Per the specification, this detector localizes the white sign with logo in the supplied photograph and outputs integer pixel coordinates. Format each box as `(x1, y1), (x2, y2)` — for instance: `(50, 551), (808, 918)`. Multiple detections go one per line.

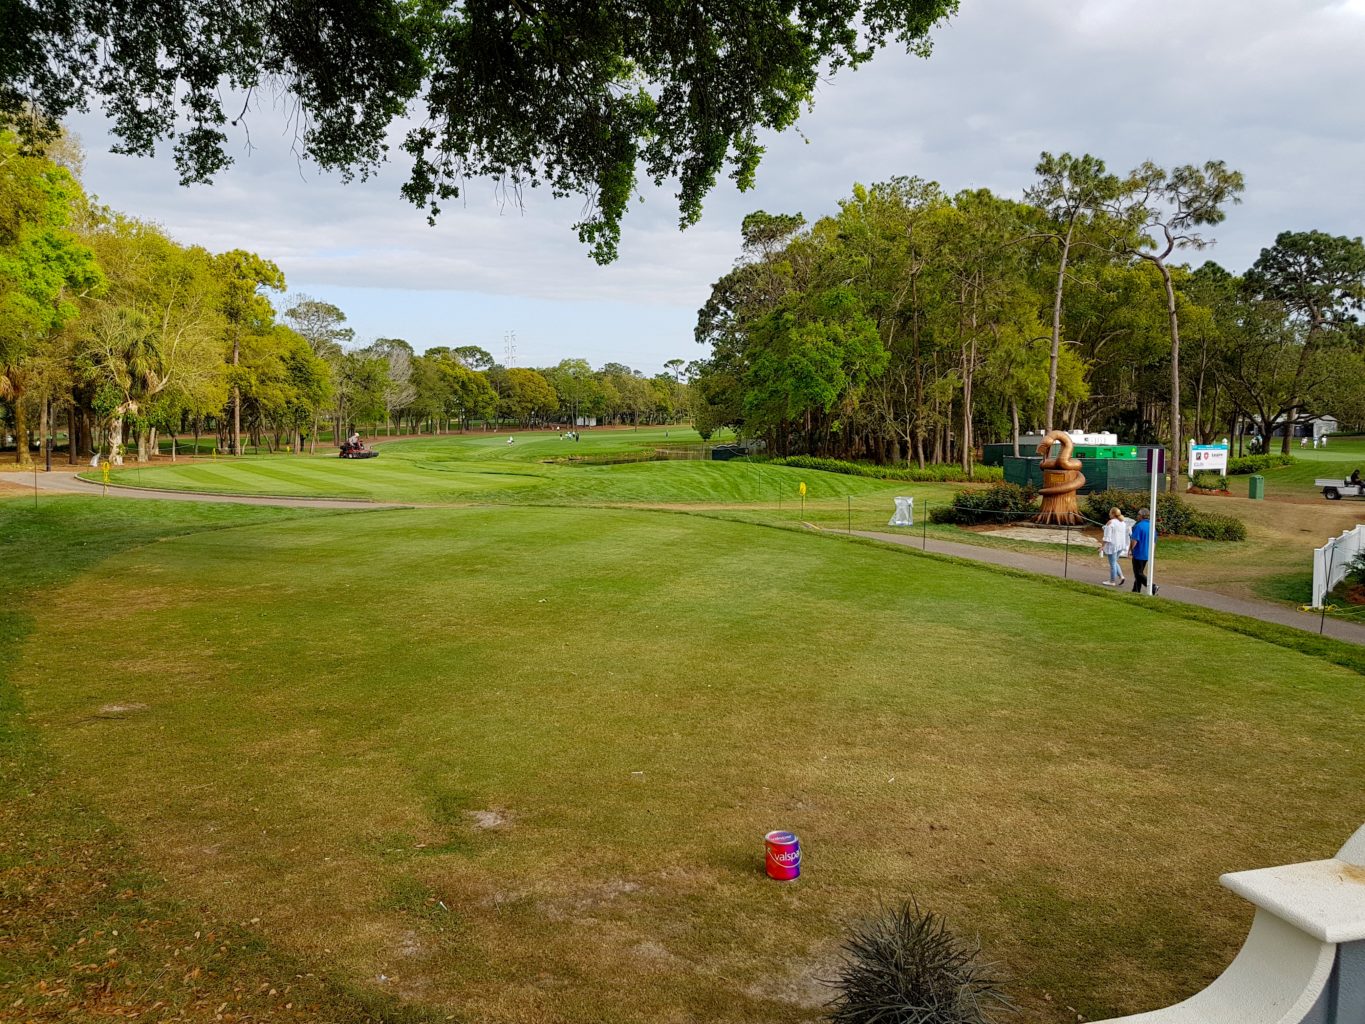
(1188, 442), (1230, 475)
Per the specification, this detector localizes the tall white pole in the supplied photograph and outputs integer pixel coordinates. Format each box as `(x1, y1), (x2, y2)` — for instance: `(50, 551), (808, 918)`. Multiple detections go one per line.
(1146, 448), (1161, 596)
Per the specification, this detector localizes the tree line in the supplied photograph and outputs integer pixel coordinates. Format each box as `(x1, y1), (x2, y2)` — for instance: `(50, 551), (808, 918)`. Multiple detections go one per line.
(690, 154), (1365, 482)
(0, 129), (691, 465)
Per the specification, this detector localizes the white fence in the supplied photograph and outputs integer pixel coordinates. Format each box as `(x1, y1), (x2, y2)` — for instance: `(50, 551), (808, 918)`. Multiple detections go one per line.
(1311, 524), (1365, 607)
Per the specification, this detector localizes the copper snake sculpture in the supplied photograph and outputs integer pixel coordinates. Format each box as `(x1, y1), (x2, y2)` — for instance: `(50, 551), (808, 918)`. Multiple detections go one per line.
(1036, 429), (1085, 520)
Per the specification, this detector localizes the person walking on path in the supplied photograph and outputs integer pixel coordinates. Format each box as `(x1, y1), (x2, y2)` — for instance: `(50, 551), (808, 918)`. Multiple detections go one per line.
(1100, 506), (1129, 587)
(1129, 508), (1157, 595)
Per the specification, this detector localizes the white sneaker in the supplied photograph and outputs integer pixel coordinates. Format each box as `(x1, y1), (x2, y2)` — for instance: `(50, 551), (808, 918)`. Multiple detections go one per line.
(1101, 579), (1116, 586)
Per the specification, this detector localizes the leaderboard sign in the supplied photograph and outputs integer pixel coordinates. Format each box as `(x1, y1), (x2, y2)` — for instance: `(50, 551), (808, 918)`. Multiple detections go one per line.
(1188, 442), (1230, 475)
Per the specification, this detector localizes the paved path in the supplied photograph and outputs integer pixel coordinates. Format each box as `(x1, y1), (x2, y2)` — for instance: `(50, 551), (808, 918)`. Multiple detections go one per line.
(18, 468), (407, 510)
(854, 529), (1365, 647)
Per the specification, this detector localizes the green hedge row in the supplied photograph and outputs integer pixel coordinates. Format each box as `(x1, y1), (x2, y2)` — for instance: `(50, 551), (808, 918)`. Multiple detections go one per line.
(928, 483), (1039, 524)
(1190, 471), (1229, 490)
(1226, 453), (1296, 475)
(759, 455), (1004, 484)
(1083, 489), (1247, 541)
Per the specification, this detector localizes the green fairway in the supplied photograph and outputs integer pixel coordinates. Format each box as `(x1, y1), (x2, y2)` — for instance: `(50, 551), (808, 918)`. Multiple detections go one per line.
(6, 496), (1365, 1024)
(1236, 436), (1365, 500)
(97, 427), (903, 506)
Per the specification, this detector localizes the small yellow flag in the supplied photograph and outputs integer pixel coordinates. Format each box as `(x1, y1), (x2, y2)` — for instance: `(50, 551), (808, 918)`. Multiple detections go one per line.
(101, 462), (111, 483)
(799, 481), (806, 496)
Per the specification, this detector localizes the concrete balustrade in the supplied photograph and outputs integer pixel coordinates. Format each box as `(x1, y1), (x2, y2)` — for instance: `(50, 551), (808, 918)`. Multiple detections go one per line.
(1094, 823), (1365, 1024)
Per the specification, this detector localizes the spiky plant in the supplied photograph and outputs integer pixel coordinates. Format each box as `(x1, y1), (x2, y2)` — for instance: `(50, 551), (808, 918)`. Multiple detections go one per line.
(825, 901), (1014, 1024)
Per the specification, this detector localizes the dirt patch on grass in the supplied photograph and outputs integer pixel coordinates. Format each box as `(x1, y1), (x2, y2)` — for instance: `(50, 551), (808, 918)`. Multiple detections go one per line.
(467, 808), (511, 830)
(394, 928), (424, 958)
(631, 939), (681, 963)
(743, 952), (837, 1009)
(95, 702), (148, 718)
(542, 878), (643, 922)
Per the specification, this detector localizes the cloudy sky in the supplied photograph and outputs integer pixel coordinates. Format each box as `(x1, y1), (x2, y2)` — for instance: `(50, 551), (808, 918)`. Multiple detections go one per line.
(67, 0), (1365, 374)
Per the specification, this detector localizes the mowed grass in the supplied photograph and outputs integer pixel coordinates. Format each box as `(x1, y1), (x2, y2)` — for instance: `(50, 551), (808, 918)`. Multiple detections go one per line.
(97, 428), (925, 507)
(9, 498), (1365, 1024)
(1, 498), (434, 1023)
(1243, 435), (1365, 500)
(91, 428), (1365, 614)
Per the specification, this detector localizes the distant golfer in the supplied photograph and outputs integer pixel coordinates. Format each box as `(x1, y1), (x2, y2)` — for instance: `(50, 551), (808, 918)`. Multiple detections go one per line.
(507, 436), (515, 445)
(1129, 508), (1157, 595)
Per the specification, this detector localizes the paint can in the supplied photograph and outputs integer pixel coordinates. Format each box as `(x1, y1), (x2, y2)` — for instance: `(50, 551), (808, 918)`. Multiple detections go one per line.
(765, 830), (801, 881)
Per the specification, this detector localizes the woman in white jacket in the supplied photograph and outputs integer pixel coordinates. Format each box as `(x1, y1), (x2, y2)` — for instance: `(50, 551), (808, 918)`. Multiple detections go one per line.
(1100, 507), (1129, 587)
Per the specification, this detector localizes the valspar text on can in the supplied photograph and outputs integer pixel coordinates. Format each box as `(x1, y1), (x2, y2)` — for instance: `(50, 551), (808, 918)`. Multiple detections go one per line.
(765, 830), (801, 881)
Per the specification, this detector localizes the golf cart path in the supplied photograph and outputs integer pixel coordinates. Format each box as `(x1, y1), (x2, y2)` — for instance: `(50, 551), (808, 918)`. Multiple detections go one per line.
(854, 529), (1365, 647)
(23, 469), (409, 509)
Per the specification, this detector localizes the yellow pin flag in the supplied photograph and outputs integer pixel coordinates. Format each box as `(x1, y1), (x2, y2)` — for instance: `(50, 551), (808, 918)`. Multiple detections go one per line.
(799, 481), (806, 496)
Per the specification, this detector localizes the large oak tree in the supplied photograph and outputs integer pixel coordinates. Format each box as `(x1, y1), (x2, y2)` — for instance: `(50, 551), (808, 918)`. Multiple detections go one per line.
(1, 0), (957, 261)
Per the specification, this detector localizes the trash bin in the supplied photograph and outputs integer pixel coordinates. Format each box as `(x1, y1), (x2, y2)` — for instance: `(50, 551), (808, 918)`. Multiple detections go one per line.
(1248, 474), (1265, 500)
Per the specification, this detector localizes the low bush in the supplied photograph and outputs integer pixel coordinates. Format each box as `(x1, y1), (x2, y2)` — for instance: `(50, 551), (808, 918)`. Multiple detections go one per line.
(826, 901), (1012, 1024)
(929, 483), (1038, 525)
(1227, 453), (1296, 475)
(1190, 511), (1248, 541)
(1189, 471), (1229, 491)
(760, 455), (1004, 484)
(1082, 488), (1247, 541)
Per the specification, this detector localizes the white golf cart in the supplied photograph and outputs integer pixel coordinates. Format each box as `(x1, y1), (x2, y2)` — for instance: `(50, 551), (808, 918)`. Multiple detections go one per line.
(1316, 477), (1365, 500)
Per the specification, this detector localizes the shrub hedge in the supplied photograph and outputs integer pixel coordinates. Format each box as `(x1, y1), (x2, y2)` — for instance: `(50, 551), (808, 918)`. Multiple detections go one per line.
(929, 482), (1039, 524)
(1227, 453), (1296, 475)
(1082, 488), (1247, 541)
(1190, 471), (1229, 491)
(759, 455), (1004, 484)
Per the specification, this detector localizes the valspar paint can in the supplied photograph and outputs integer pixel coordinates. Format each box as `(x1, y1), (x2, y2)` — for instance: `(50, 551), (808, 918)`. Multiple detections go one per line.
(765, 830), (801, 881)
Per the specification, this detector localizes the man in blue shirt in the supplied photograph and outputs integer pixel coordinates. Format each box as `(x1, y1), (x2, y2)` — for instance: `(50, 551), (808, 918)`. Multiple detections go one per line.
(1129, 508), (1157, 595)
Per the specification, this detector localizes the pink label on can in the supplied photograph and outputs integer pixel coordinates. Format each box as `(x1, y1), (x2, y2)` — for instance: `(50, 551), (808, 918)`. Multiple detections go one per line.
(765, 830), (801, 880)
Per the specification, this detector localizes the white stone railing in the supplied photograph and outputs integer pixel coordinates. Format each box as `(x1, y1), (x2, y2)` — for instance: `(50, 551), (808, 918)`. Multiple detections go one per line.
(1091, 822), (1365, 1023)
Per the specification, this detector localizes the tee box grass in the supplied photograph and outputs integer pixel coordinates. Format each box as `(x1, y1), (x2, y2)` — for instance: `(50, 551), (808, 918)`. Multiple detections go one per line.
(4, 491), (1365, 1024)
